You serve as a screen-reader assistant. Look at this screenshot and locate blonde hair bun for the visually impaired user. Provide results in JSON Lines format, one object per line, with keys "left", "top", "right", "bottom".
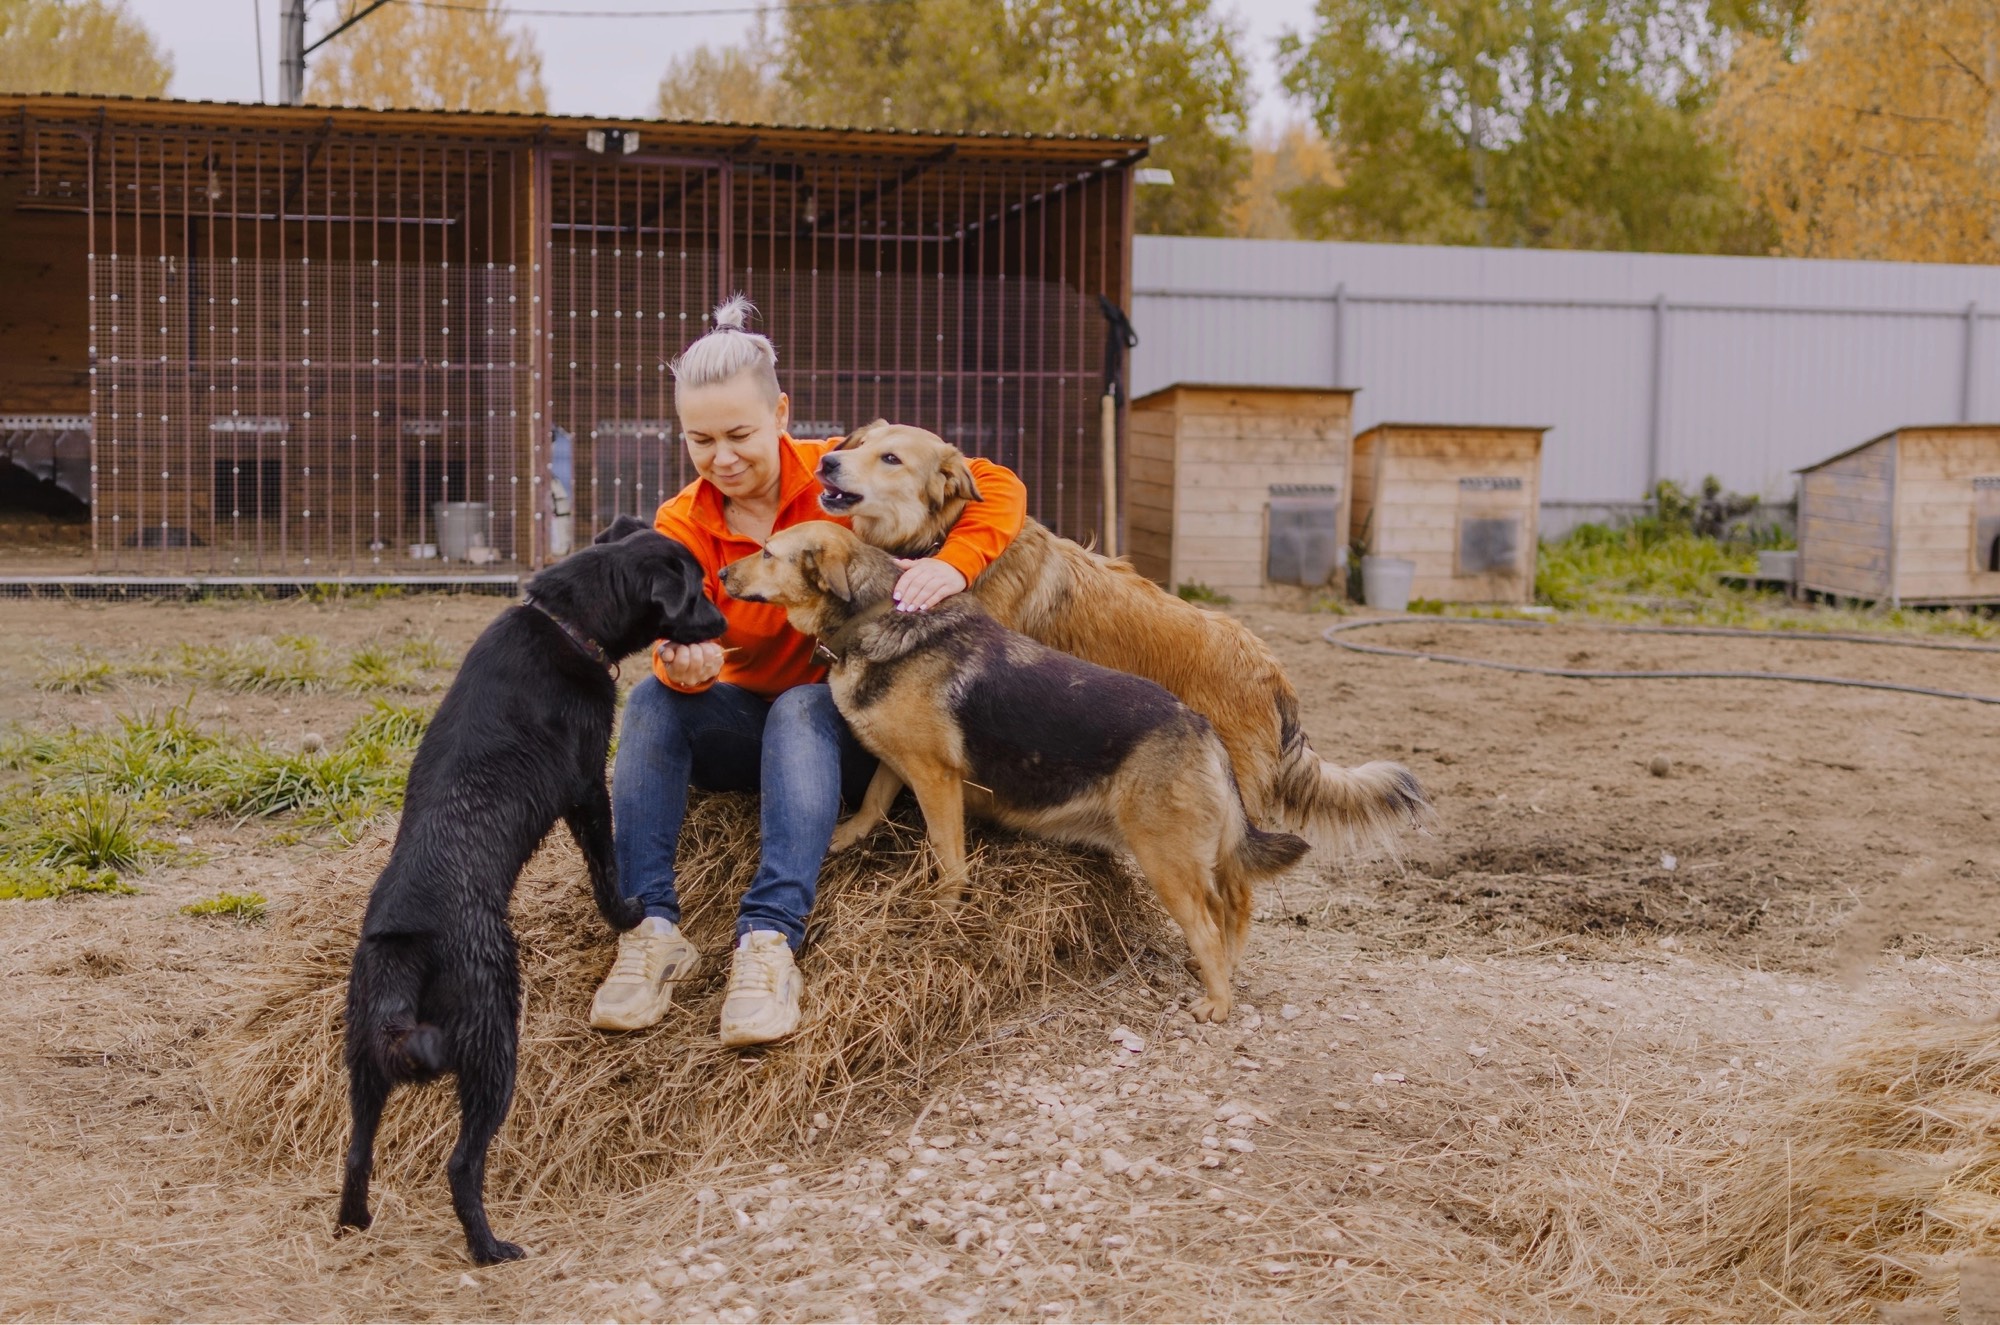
{"left": 670, "top": 294, "right": 780, "bottom": 405}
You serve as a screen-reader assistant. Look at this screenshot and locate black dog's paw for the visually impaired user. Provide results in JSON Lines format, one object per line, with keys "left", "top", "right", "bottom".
{"left": 335, "top": 1208, "right": 373, "bottom": 1233}
{"left": 592, "top": 514, "right": 653, "bottom": 545}
{"left": 471, "top": 1238, "right": 528, "bottom": 1265}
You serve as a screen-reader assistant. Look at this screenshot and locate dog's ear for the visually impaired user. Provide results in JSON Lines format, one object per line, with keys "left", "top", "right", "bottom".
{"left": 593, "top": 513, "right": 654, "bottom": 545}
{"left": 837, "top": 419, "right": 890, "bottom": 452}
{"left": 802, "top": 543, "right": 855, "bottom": 603}
{"left": 933, "top": 450, "right": 983, "bottom": 505}
{"left": 650, "top": 557, "right": 703, "bottom": 625}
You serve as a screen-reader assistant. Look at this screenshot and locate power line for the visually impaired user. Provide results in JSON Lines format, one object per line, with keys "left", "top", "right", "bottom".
{"left": 381, "top": 0, "right": 912, "bottom": 17}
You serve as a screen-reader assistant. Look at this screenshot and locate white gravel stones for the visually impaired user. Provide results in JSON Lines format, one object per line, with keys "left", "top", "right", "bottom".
{"left": 1108, "top": 1026, "right": 1146, "bottom": 1053}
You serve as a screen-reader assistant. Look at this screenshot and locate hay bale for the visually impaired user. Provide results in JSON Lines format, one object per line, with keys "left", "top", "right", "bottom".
{"left": 211, "top": 792, "right": 1162, "bottom": 1202}
{"left": 1694, "top": 1013, "right": 2000, "bottom": 1316}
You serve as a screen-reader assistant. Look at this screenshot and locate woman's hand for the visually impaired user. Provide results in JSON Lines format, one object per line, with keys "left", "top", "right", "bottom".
{"left": 891, "top": 557, "right": 968, "bottom": 612}
{"left": 656, "top": 640, "right": 725, "bottom": 687}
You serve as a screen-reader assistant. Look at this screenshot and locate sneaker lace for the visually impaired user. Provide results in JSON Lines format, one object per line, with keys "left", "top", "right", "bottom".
{"left": 609, "top": 934, "right": 658, "bottom": 982}
{"left": 730, "top": 947, "right": 782, "bottom": 997}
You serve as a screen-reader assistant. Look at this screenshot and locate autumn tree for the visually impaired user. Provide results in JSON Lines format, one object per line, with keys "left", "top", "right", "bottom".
{"left": 1277, "top": 0, "right": 1773, "bottom": 252}
{"left": 1227, "top": 119, "right": 1340, "bottom": 239}
{"left": 1719, "top": 0, "right": 2000, "bottom": 264}
{"left": 774, "top": 0, "right": 1250, "bottom": 236}
{"left": 656, "top": 17, "right": 797, "bottom": 124}
{"left": 0, "top": 0, "right": 170, "bottom": 97}
{"left": 306, "top": 0, "right": 546, "bottom": 113}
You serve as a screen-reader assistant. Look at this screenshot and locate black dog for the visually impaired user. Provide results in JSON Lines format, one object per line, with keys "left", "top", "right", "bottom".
{"left": 337, "top": 520, "right": 724, "bottom": 1264}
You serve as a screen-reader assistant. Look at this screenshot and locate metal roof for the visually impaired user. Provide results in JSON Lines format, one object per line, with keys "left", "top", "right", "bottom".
{"left": 0, "top": 92, "right": 1152, "bottom": 164}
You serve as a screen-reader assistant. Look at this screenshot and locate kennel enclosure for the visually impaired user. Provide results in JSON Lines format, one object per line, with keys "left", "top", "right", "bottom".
{"left": 1796, "top": 425, "right": 2000, "bottom": 606}
{"left": 1350, "top": 424, "right": 1545, "bottom": 605}
{"left": 1126, "top": 384, "right": 1356, "bottom": 603}
{"left": 0, "top": 95, "right": 1142, "bottom": 577}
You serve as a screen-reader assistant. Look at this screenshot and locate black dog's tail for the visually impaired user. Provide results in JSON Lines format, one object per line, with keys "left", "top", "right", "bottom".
{"left": 348, "top": 938, "right": 452, "bottom": 1083}
{"left": 592, "top": 867, "right": 645, "bottom": 932}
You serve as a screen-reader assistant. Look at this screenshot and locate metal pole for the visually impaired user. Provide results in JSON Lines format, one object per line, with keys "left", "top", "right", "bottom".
{"left": 279, "top": 0, "right": 305, "bottom": 105}
{"left": 1963, "top": 300, "right": 1979, "bottom": 422}
{"left": 1332, "top": 281, "right": 1347, "bottom": 385}
{"left": 1100, "top": 392, "right": 1118, "bottom": 559}
{"left": 1645, "top": 293, "right": 1667, "bottom": 492}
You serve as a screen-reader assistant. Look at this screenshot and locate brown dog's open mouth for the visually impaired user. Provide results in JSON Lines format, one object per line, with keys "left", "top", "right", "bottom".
{"left": 817, "top": 479, "right": 863, "bottom": 515}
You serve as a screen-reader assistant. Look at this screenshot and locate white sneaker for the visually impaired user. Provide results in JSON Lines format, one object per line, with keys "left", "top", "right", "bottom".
{"left": 718, "top": 930, "right": 802, "bottom": 1048}
{"left": 588, "top": 916, "right": 700, "bottom": 1031}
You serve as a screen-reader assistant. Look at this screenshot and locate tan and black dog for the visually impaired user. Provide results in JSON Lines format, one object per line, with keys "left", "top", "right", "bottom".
{"left": 720, "top": 521, "right": 1312, "bottom": 1022}
{"left": 815, "top": 421, "right": 1427, "bottom": 851}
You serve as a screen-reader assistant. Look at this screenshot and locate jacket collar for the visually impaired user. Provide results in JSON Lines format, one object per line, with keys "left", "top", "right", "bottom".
{"left": 688, "top": 434, "right": 827, "bottom": 541}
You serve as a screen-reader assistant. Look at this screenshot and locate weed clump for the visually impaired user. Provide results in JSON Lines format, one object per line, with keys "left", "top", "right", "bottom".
{"left": 183, "top": 891, "right": 268, "bottom": 922}
{"left": 0, "top": 863, "right": 136, "bottom": 901}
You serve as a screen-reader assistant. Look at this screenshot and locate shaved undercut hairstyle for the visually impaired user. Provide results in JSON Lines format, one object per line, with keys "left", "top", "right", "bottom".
{"left": 670, "top": 293, "right": 781, "bottom": 408}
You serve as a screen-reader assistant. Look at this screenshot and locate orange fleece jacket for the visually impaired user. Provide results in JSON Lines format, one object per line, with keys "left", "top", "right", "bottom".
{"left": 650, "top": 433, "right": 1026, "bottom": 701}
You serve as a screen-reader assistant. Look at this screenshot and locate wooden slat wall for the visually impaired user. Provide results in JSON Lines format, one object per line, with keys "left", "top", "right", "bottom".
{"left": 1798, "top": 436, "right": 1894, "bottom": 600}
{"left": 1126, "top": 400, "right": 1176, "bottom": 586}
{"left": 1355, "top": 425, "right": 1542, "bottom": 603}
{"left": 1891, "top": 427, "right": 2000, "bottom": 603}
{"left": 1126, "top": 385, "right": 1353, "bottom": 602}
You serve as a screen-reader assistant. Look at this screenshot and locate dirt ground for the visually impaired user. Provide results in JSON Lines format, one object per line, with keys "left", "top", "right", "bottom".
{"left": 2, "top": 593, "right": 1998, "bottom": 1321}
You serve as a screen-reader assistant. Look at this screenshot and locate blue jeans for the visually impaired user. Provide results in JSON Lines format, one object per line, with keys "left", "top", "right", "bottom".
{"left": 611, "top": 678, "right": 876, "bottom": 950}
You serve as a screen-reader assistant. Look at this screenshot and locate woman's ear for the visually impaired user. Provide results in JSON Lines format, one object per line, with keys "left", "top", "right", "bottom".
{"left": 774, "top": 390, "right": 791, "bottom": 436}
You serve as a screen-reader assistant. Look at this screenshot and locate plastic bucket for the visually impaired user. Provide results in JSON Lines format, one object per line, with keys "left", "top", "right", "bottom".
{"left": 1361, "top": 555, "right": 1416, "bottom": 611}
{"left": 433, "top": 501, "right": 492, "bottom": 562}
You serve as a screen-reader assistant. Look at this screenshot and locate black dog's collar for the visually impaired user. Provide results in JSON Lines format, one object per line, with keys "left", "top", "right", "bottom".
{"left": 524, "top": 596, "right": 618, "bottom": 679}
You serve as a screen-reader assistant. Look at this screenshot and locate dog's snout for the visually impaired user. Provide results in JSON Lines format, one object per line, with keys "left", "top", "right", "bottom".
{"left": 816, "top": 453, "right": 842, "bottom": 477}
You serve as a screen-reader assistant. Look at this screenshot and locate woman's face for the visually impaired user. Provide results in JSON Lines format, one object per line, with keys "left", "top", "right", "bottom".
{"left": 678, "top": 373, "right": 790, "bottom": 502}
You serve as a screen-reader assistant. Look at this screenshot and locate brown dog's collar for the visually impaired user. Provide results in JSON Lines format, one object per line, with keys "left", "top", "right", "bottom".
{"left": 525, "top": 596, "right": 618, "bottom": 679}
{"left": 811, "top": 598, "right": 899, "bottom": 670}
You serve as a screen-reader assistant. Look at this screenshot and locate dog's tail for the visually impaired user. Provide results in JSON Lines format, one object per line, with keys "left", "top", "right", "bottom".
{"left": 1270, "top": 694, "right": 1430, "bottom": 851}
{"left": 347, "top": 938, "right": 452, "bottom": 1084}
{"left": 592, "top": 870, "right": 645, "bottom": 932}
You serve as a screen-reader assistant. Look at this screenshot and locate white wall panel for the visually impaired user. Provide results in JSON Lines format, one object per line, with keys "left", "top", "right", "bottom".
{"left": 1133, "top": 235, "right": 2000, "bottom": 510}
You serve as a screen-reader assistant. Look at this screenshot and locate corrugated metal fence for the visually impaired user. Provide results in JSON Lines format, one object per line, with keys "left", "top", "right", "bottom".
{"left": 1132, "top": 236, "right": 2000, "bottom": 530}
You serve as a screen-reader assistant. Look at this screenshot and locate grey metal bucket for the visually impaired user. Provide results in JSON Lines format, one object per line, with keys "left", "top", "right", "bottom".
{"left": 433, "top": 501, "right": 492, "bottom": 562}
{"left": 1361, "top": 555, "right": 1416, "bottom": 611}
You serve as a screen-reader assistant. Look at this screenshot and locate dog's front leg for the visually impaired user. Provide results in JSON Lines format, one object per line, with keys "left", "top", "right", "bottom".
{"left": 830, "top": 764, "right": 904, "bottom": 852}
{"left": 901, "top": 763, "right": 971, "bottom": 908}
{"left": 566, "top": 780, "right": 641, "bottom": 931}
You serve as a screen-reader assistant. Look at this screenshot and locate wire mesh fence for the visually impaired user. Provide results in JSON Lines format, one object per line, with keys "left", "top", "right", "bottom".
{"left": 0, "top": 103, "right": 1133, "bottom": 577}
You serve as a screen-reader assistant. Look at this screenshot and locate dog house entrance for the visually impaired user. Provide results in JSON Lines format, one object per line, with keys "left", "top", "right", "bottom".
{"left": 1457, "top": 476, "right": 1525, "bottom": 576}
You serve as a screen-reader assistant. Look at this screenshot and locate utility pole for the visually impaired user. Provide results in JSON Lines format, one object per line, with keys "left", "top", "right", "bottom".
{"left": 279, "top": 0, "right": 305, "bottom": 105}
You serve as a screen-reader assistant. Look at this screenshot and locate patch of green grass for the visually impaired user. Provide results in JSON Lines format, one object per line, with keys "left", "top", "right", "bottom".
{"left": 181, "top": 890, "right": 267, "bottom": 921}
{"left": 0, "top": 863, "right": 136, "bottom": 901}
{"left": 30, "top": 634, "right": 454, "bottom": 697}
{"left": 2, "top": 699, "right": 424, "bottom": 845}
{"left": 1175, "top": 582, "right": 1233, "bottom": 606}
{"left": 34, "top": 650, "right": 114, "bottom": 694}
{"left": 176, "top": 635, "right": 333, "bottom": 693}
{"left": 1529, "top": 520, "right": 1998, "bottom": 639}
{"left": 31, "top": 792, "right": 151, "bottom": 870}
{"left": 344, "top": 699, "right": 431, "bottom": 749}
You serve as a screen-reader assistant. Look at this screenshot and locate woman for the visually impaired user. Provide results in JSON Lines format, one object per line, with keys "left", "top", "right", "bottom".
{"left": 590, "top": 296, "right": 1026, "bottom": 1046}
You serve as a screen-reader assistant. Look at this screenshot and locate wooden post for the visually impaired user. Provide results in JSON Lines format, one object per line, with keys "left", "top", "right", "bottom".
{"left": 1101, "top": 391, "right": 1118, "bottom": 558}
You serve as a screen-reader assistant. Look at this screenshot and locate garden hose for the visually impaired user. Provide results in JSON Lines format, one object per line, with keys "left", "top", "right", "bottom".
{"left": 1321, "top": 616, "right": 2000, "bottom": 706}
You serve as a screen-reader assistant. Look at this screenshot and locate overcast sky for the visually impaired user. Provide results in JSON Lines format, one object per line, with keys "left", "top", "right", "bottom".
{"left": 123, "top": 0, "right": 1319, "bottom": 131}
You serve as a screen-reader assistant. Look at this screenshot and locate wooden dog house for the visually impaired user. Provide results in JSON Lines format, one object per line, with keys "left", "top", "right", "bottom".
{"left": 1351, "top": 423, "right": 1545, "bottom": 604}
{"left": 1126, "top": 384, "right": 1356, "bottom": 603}
{"left": 1797, "top": 425, "right": 2000, "bottom": 606}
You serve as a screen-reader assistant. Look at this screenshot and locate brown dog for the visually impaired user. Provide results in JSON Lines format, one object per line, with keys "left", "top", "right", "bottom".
{"left": 720, "top": 522, "right": 1311, "bottom": 1022}
{"left": 815, "top": 421, "right": 1427, "bottom": 849}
